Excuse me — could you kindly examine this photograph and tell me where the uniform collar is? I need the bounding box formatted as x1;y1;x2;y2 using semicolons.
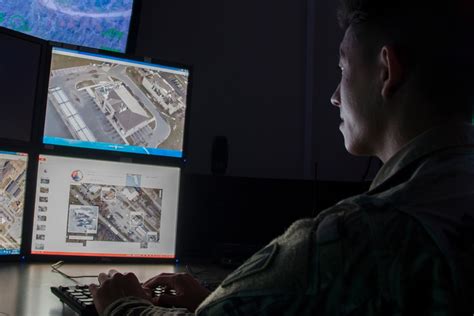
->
370;122;474;191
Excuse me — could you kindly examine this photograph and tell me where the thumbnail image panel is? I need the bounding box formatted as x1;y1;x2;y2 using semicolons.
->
0;158;27;253
67;205;99;234
0;0;133;52
66;183;162;247
44;51;188;154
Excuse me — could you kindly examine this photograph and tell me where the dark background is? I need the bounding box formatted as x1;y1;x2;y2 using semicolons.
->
133;0;381;182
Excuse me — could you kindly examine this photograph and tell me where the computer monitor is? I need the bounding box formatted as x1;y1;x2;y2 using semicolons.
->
0;151;28;256
0;0;137;52
30;154;180;259
43;47;191;159
0;26;49;143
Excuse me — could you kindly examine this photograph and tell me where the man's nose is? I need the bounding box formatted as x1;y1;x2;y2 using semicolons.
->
331;83;341;107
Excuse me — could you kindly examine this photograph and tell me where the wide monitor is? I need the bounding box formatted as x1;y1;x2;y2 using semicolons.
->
0;26;49;143
0;151;28;256
43;47;191;159
0;0;136;52
30;154;180;259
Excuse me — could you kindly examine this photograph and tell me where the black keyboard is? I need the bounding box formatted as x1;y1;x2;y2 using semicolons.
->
51;285;97;316
51;284;171;316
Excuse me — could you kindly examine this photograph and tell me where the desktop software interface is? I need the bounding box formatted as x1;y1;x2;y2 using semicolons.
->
43;47;190;158
0;151;28;256
31;155;180;258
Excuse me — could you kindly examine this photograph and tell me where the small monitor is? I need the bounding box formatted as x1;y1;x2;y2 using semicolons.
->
43;47;191;159
0;26;49;143
0;151;28;256
30;154;180;259
0;0;136;52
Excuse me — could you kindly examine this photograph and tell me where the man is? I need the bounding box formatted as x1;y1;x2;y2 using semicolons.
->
91;0;474;314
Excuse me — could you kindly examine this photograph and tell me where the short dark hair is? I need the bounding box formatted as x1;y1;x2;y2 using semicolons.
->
337;0;474;119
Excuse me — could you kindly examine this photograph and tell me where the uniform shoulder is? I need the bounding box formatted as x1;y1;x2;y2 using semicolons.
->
314;194;419;245
197;219;318;313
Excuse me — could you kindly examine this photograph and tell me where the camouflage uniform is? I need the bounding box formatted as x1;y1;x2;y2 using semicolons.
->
105;122;474;315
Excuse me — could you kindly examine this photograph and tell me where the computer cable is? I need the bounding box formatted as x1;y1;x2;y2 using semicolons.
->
51;261;99;284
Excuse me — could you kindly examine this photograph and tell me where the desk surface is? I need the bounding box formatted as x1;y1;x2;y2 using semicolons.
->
0;262;182;316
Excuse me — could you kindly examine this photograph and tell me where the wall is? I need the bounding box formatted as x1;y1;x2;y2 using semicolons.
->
134;0;379;181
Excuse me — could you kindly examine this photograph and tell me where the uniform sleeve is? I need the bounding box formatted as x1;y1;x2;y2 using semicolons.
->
103;297;194;316
198;294;312;316
196;218;320;315
195;207;374;315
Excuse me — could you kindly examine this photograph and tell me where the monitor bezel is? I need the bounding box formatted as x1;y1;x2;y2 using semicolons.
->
125;0;142;55
39;43;193;165
24;151;183;264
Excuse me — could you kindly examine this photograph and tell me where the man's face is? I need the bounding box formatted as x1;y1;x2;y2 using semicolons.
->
331;26;384;156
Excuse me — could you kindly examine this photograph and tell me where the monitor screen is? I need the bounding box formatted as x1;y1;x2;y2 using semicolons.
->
0;151;28;256
31;155;180;259
0;27;46;143
43;47;190;158
0;1;135;52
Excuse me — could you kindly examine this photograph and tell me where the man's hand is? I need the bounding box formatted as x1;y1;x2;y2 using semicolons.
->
89;269;150;314
143;272;211;312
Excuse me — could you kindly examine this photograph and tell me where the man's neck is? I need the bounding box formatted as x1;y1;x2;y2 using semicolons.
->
375;115;466;163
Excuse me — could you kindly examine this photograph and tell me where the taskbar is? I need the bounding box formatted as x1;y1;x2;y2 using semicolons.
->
0;249;20;256
31;250;175;259
43;136;182;158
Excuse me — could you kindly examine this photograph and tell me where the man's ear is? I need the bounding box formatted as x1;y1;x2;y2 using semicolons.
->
379;45;403;98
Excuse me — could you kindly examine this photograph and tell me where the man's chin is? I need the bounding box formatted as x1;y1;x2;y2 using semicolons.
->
345;142;372;157
342;134;366;156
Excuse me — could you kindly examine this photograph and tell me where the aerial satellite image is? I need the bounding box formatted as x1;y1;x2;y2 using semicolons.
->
44;49;189;155
66;183;162;246
0;157;27;254
0;0;134;52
